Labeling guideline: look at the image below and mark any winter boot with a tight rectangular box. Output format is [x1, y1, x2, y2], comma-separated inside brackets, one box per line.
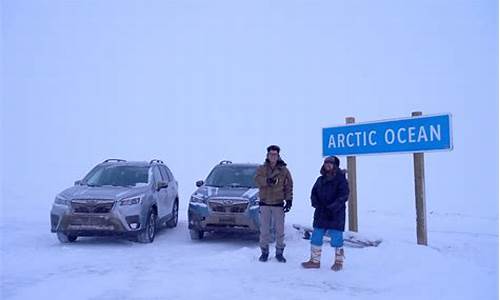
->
[301, 245, 321, 269]
[331, 247, 344, 271]
[259, 247, 269, 262]
[275, 248, 286, 263]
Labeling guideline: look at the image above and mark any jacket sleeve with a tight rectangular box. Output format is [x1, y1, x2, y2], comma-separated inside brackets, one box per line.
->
[283, 167, 293, 201]
[310, 178, 320, 208]
[254, 165, 268, 189]
[326, 174, 350, 213]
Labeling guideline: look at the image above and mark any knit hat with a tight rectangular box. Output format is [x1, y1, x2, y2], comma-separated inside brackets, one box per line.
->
[267, 145, 280, 153]
[324, 156, 340, 167]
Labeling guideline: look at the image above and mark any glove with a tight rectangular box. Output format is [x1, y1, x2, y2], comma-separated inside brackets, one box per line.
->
[283, 200, 292, 213]
[266, 177, 278, 186]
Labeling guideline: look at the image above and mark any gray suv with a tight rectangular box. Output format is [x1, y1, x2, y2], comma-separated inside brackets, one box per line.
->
[50, 159, 179, 243]
[188, 161, 260, 240]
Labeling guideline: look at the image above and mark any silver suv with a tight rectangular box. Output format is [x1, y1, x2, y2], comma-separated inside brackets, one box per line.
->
[50, 159, 179, 243]
[188, 161, 260, 240]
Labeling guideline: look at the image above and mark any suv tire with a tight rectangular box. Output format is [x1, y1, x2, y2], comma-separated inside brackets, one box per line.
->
[57, 232, 77, 243]
[166, 200, 179, 228]
[137, 209, 157, 243]
[189, 229, 204, 240]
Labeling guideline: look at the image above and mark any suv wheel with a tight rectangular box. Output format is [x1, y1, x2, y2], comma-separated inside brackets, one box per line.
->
[190, 229, 204, 240]
[57, 232, 77, 243]
[166, 200, 179, 228]
[137, 210, 157, 243]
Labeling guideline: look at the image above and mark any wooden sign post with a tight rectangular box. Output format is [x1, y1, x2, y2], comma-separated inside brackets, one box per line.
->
[412, 111, 428, 245]
[346, 117, 358, 232]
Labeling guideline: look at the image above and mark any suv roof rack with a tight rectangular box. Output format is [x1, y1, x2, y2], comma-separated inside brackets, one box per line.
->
[219, 160, 232, 165]
[150, 159, 164, 165]
[103, 159, 127, 163]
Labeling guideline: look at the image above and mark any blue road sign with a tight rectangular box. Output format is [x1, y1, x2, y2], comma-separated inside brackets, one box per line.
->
[322, 114, 453, 156]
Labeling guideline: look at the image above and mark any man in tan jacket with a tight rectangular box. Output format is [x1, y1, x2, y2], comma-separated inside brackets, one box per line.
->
[255, 145, 293, 262]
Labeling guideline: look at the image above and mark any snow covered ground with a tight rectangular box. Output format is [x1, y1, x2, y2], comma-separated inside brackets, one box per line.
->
[1, 199, 497, 300]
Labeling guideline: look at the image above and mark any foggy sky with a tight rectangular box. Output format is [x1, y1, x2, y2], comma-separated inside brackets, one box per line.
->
[2, 0, 498, 223]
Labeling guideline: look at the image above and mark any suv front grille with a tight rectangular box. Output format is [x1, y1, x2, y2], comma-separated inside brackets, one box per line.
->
[71, 200, 115, 214]
[208, 199, 248, 213]
[230, 203, 248, 213]
[210, 202, 226, 213]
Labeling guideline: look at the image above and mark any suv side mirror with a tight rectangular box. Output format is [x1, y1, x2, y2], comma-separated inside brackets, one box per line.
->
[74, 180, 82, 186]
[156, 181, 168, 191]
[196, 180, 204, 187]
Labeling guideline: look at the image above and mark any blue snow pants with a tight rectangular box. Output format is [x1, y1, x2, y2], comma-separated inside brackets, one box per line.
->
[310, 227, 343, 247]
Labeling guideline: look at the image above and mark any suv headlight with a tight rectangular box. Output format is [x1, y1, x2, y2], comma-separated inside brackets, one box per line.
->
[190, 193, 206, 203]
[120, 195, 143, 206]
[249, 196, 259, 204]
[54, 195, 71, 206]
[249, 196, 259, 208]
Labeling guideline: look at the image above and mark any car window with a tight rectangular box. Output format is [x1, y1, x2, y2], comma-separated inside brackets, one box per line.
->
[165, 166, 174, 182]
[205, 166, 257, 188]
[84, 165, 149, 187]
[159, 166, 170, 182]
[151, 166, 162, 184]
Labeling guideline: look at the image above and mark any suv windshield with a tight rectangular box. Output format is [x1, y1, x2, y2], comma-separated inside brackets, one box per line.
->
[205, 166, 257, 188]
[84, 165, 149, 187]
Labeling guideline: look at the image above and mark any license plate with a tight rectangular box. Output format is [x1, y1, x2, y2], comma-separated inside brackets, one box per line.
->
[88, 216, 106, 224]
[219, 217, 235, 224]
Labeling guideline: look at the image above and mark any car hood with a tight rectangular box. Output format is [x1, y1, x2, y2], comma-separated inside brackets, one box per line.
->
[58, 185, 150, 201]
[193, 186, 259, 201]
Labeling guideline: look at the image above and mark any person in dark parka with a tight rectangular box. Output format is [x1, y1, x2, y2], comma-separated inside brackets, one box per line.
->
[302, 155, 349, 271]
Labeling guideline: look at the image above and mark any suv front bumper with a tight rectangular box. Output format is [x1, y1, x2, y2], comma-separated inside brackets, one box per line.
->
[50, 203, 145, 237]
[188, 202, 260, 233]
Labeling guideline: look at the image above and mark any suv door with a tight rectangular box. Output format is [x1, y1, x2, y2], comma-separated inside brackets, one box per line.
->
[165, 166, 178, 203]
[159, 166, 175, 216]
[152, 166, 168, 218]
